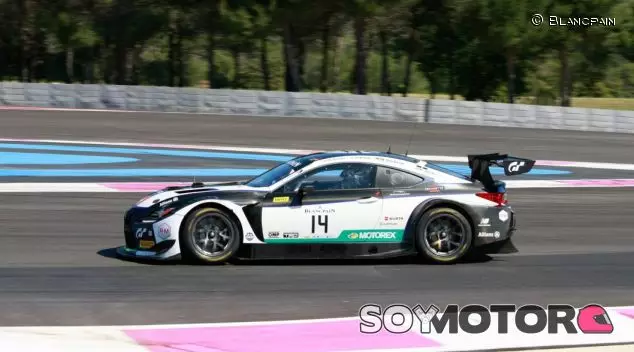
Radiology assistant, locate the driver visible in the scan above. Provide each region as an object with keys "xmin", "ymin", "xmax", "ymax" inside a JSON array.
[{"xmin": 341, "ymin": 165, "xmax": 373, "ymax": 189}]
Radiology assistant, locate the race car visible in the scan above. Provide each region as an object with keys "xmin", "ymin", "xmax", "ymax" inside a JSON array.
[{"xmin": 116, "ymin": 151, "xmax": 534, "ymax": 264}]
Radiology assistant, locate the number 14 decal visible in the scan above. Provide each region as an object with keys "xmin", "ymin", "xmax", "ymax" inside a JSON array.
[{"xmin": 311, "ymin": 215, "xmax": 328, "ymax": 233}]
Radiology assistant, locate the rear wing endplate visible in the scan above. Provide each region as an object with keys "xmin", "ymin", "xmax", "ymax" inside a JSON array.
[{"xmin": 467, "ymin": 153, "xmax": 535, "ymax": 192}]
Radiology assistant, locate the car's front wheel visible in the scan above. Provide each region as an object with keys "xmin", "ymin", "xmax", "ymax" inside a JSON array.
[
  {"xmin": 415, "ymin": 207, "xmax": 473, "ymax": 264},
  {"xmin": 180, "ymin": 207, "xmax": 242, "ymax": 264}
]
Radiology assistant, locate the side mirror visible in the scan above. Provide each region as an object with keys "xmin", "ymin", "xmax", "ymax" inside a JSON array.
[{"xmin": 299, "ymin": 184, "xmax": 315, "ymax": 194}]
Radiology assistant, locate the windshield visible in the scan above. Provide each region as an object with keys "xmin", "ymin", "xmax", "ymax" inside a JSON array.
[
  {"xmin": 424, "ymin": 162, "xmax": 472, "ymax": 181},
  {"xmin": 246, "ymin": 155, "xmax": 316, "ymax": 187}
]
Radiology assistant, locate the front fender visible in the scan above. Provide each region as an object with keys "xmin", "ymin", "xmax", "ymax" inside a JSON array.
[{"xmin": 174, "ymin": 199, "xmax": 263, "ymax": 244}]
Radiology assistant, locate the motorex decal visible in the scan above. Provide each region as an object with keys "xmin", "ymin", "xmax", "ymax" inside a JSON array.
[{"xmin": 265, "ymin": 229, "xmax": 404, "ymax": 243}]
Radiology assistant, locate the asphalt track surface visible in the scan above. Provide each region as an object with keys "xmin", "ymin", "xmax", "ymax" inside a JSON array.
[{"xmin": 1, "ymin": 110, "xmax": 634, "ymax": 327}]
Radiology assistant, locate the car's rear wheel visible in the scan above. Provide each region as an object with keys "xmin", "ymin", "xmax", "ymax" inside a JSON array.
[
  {"xmin": 415, "ymin": 207, "xmax": 473, "ymax": 264},
  {"xmin": 180, "ymin": 207, "xmax": 241, "ymax": 264}
]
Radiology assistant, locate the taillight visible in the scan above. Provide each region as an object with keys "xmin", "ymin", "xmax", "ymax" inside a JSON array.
[{"xmin": 476, "ymin": 192, "xmax": 507, "ymax": 206}]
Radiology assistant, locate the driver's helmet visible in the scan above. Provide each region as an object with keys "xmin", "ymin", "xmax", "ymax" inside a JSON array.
[{"xmin": 341, "ymin": 165, "xmax": 372, "ymax": 188}]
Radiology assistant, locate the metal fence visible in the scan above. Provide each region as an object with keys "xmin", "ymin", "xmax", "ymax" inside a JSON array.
[{"xmin": 1, "ymin": 82, "xmax": 633, "ymax": 133}]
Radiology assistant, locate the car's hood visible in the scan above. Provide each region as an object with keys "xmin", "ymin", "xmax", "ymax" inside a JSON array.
[{"xmin": 134, "ymin": 181, "xmax": 264, "ymax": 208}]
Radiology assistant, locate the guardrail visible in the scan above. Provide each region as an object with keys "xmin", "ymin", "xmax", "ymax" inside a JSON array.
[{"xmin": 1, "ymin": 82, "xmax": 633, "ymax": 133}]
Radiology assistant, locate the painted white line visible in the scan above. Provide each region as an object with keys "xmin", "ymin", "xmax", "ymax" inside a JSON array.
[
  {"xmin": 0, "ymin": 137, "xmax": 318, "ymax": 155},
  {"xmin": 0, "ymin": 327, "xmax": 146, "ymax": 352},
  {"xmin": 0, "ymin": 183, "xmax": 115, "ymax": 193},
  {"xmin": 1, "ymin": 179, "xmax": 634, "ymax": 193},
  {"xmin": 0, "ymin": 316, "xmax": 359, "ymax": 330},
  {"xmin": 0, "ymin": 137, "xmax": 633, "ymax": 171}
]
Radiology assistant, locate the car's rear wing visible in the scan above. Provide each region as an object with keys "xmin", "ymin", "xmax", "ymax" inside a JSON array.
[{"xmin": 467, "ymin": 153, "xmax": 535, "ymax": 192}]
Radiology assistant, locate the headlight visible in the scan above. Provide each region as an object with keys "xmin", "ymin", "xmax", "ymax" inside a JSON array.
[{"xmin": 157, "ymin": 207, "xmax": 176, "ymax": 218}]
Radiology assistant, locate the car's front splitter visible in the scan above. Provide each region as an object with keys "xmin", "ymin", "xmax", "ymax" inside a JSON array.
[{"xmin": 115, "ymin": 246, "xmax": 181, "ymax": 262}]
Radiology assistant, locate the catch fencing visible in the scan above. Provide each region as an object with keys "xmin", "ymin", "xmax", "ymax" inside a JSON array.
[{"xmin": 1, "ymin": 82, "xmax": 633, "ymax": 133}]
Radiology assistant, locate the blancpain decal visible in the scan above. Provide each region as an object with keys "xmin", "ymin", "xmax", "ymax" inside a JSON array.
[
  {"xmin": 283, "ymin": 232, "xmax": 299, "ymax": 238},
  {"xmin": 479, "ymin": 218, "xmax": 491, "ymax": 227},
  {"xmin": 499, "ymin": 210, "xmax": 509, "ymax": 222},
  {"xmin": 478, "ymin": 231, "xmax": 500, "ymax": 238},
  {"xmin": 305, "ymin": 206, "xmax": 335, "ymax": 214}
]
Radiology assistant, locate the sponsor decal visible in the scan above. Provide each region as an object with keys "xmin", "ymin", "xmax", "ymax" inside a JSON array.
[
  {"xmin": 273, "ymin": 196, "xmax": 290, "ymax": 203},
  {"xmin": 499, "ymin": 210, "xmax": 509, "ymax": 222},
  {"xmin": 359, "ymin": 231, "xmax": 397, "ymax": 239},
  {"xmin": 305, "ymin": 206, "xmax": 335, "ymax": 214},
  {"xmin": 380, "ymin": 216, "xmax": 405, "ymax": 226},
  {"xmin": 159, "ymin": 197, "xmax": 178, "ymax": 207},
  {"xmin": 478, "ymin": 231, "xmax": 500, "ymax": 238},
  {"xmin": 340, "ymin": 230, "xmax": 404, "ymax": 242},
  {"xmin": 157, "ymin": 223, "xmax": 171, "ymax": 239},
  {"xmin": 139, "ymin": 240, "xmax": 155, "ymax": 249},
  {"xmin": 283, "ymin": 232, "xmax": 299, "ymax": 238},
  {"xmin": 425, "ymin": 186, "xmax": 444, "ymax": 193},
  {"xmin": 479, "ymin": 218, "xmax": 491, "ymax": 227},
  {"xmin": 507, "ymin": 161, "xmax": 525, "ymax": 173},
  {"xmin": 135, "ymin": 227, "xmax": 153, "ymax": 239},
  {"xmin": 135, "ymin": 250, "xmax": 155, "ymax": 257},
  {"xmin": 384, "ymin": 216, "xmax": 404, "ymax": 221},
  {"xmin": 389, "ymin": 191, "xmax": 410, "ymax": 197},
  {"xmin": 245, "ymin": 232, "xmax": 255, "ymax": 241},
  {"xmin": 268, "ymin": 231, "xmax": 279, "ymax": 238}
]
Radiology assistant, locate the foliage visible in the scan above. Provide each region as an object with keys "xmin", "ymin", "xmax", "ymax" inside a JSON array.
[{"xmin": 0, "ymin": 0, "xmax": 632, "ymax": 105}]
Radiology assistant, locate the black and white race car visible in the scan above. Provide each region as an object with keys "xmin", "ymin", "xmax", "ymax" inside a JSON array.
[{"xmin": 116, "ymin": 151, "xmax": 534, "ymax": 264}]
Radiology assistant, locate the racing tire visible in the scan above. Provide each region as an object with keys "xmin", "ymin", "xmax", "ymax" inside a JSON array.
[
  {"xmin": 415, "ymin": 207, "xmax": 473, "ymax": 264},
  {"xmin": 180, "ymin": 207, "xmax": 242, "ymax": 264}
]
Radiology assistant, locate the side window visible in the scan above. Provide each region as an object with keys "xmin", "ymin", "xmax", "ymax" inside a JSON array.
[
  {"xmin": 278, "ymin": 163, "xmax": 377, "ymax": 192},
  {"xmin": 375, "ymin": 166, "xmax": 424, "ymax": 189}
]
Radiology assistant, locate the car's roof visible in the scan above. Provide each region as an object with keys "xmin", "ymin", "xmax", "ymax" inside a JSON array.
[{"xmin": 300, "ymin": 151, "xmax": 420, "ymax": 163}]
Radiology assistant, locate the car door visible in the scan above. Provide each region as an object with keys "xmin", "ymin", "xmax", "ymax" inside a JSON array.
[{"xmin": 260, "ymin": 162, "xmax": 385, "ymax": 243}]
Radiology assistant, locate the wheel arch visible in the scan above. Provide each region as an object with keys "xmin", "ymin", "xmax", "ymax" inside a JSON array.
[
  {"xmin": 405, "ymin": 198, "xmax": 477, "ymax": 245},
  {"xmin": 178, "ymin": 201, "xmax": 245, "ymax": 242}
]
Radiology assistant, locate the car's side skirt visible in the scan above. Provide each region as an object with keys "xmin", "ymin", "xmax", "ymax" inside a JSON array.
[{"xmin": 235, "ymin": 243, "xmax": 418, "ymax": 260}]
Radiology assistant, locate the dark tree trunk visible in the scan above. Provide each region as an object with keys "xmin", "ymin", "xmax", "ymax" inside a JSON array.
[
  {"xmin": 176, "ymin": 21, "xmax": 185, "ymax": 87},
  {"xmin": 559, "ymin": 46, "xmax": 571, "ymax": 106},
  {"xmin": 448, "ymin": 55, "xmax": 455, "ymax": 100},
  {"xmin": 403, "ymin": 49, "xmax": 413, "ymax": 97},
  {"xmin": 65, "ymin": 46, "xmax": 74, "ymax": 83},
  {"xmin": 168, "ymin": 27, "xmax": 175, "ymax": 86},
  {"xmin": 353, "ymin": 16, "xmax": 367, "ymax": 95},
  {"xmin": 506, "ymin": 48, "xmax": 516, "ymax": 103},
  {"xmin": 282, "ymin": 23, "xmax": 301, "ymax": 92},
  {"xmin": 319, "ymin": 20, "xmax": 330, "ymax": 92},
  {"xmin": 18, "ymin": 0, "xmax": 33, "ymax": 82},
  {"xmin": 379, "ymin": 30, "xmax": 391, "ymax": 96},
  {"xmin": 131, "ymin": 45, "xmax": 143, "ymax": 85},
  {"xmin": 260, "ymin": 37, "xmax": 270, "ymax": 90},
  {"xmin": 232, "ymin": 49, "xmax": 241, "ymax": 89},
  {"xmin": 113, "ymin": 0, "xmax": 128, "ymax": 85},
  {"xmin": 207, "ymin": 32, "xmax": 216, "ymax": 88},
  {"xmin": 424, "ymin": 72, "xmax": 437, "ymax": 99}
]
